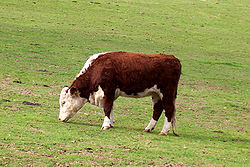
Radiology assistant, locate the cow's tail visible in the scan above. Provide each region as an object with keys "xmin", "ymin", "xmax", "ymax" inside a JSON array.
[{"xmin": 171, "ymin": 108, "xmax": 179, "ymax": 136}]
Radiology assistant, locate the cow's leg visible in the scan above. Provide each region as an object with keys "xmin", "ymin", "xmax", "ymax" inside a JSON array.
[
  {"xmin": 102, "ymin": 93, "xmax": 115, "ymax": 130},
  {"xmin": 110, "ymin": 109, "xmax": 115, "ymax": 127},
  {"xmin": 160, "ymin": 89, "xmax": 178, "ymax": 136},
  {"xmin": 144, "ymin": 95, "xmax": 163, "ymax": 132},
  {"xmin": 109, "ymin": 93, "xmax": 120, "ymax": 127}
]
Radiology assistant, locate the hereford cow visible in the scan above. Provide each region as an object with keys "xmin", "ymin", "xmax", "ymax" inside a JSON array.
[{"xmin": 59, "ymin": 51, "xmax": 181, "ymax": 135}]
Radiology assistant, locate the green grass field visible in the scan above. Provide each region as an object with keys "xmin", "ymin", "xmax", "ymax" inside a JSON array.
[{"xmin": 0, "ymin": 0, "xmax": 249, "ymax": 166}]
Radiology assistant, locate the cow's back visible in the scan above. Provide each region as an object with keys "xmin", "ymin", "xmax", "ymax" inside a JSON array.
[
  {"xmin": 90, "ymin": 52, "xmax": 181, "ymax": 94},
  {"xmin": 96, "ymin": 51, "xmax": 180, "ymax": 74}
]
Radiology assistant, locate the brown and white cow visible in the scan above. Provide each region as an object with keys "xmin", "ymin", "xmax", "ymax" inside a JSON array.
[{"xmin": 59, "ymin": 51, "xmax": 181, "ymax": 135}]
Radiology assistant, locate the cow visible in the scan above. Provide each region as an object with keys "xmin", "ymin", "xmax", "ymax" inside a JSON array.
[{"xmin": 59, "ymin": 51, "xmax": 181, "ymax": 135}]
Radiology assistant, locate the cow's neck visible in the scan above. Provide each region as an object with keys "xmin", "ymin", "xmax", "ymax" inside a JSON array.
[{"xmin": 69, "ymin": 72, "xmax": 95, "ymax": 99}]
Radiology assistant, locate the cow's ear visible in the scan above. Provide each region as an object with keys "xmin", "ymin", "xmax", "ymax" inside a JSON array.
[{"xmin": 70, "ymin": 88, "xmax": 78, "ymax": 95}]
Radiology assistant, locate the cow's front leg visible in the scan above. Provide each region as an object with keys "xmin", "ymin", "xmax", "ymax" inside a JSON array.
[
  {"xmin": 102, "ymin": 94, "xmax": 114, "ymax": 130},
  {"xmin": 102, "ymin": 116, "xmax": 111, "ymax": 130},
  {"xmin": 110, "ymin": 109, "xmax": 115, "ymax": 127},
  {"xmin": 102, "ymin": 109, "xmax": 115, "ymax": 129}
]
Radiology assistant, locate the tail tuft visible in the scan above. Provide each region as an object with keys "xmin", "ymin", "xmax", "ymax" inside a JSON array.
[{"xmin": 171, "ymin": 109, "xmax": 179, "ymax": 136}]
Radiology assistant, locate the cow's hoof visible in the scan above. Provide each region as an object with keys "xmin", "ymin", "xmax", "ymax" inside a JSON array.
[
  {"xmin": 144, "ymin": 129, "xmax": 152, "ymax": 132},
  {"xmin": 159, "ymin": 132, "xmax": 167, "ymax": 135},
  {"xmin": 102, "ymin": 126, "xmax": 110, "ymax": 130},
  {"xmin": 144, "ymin": 127, "xmax": 154, "ymax": 132}
]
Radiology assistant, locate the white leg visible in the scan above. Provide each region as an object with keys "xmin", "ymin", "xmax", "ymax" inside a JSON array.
[
  {"xmin": 110, "ymin": 110, "xmax": 115, "ymax": 127},
  {"xmin": 102, "ymin": 116, "xmax": 111, "ymax": 130},
  {"xmin": 160, "ymin": 116, "xmax": 171, "ymax": 135},
  {"xmin": 144, "ymin": 118, "xmax": 157, "ymax": 132}
]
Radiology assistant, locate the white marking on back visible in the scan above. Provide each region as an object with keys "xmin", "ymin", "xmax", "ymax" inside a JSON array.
[{"xmin": 76, "ymin": 52, "xmax": 107, "ymax": 77}]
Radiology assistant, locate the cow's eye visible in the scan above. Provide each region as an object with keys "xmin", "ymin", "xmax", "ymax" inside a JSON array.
[{"xmin": 62, "ymin": 101, "xmax": 66, "ymax": 105}]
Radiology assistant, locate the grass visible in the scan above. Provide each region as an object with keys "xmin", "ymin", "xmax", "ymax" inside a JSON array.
[{"xmin": 0, "ymin": 0, "xmax": 249, "ymax": 166}]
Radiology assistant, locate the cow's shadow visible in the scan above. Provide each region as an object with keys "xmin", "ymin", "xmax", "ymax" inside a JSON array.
[
  {"xmin": 65, "ymin": 121, "xmax": 249, "ymax": 143},
  {"xmin": 67, "ymin": 121, "xmax": 180, "ymax": 137},
  {"xmin": 67, "ymin": 121, "xmax": 100, "ymax": 128}
]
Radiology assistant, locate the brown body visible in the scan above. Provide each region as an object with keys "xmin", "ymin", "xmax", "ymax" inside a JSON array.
[
  {"xmin": 61, "ymin": 51, "xmax": 181, "ymax": 135},
  {"xmin": 70, "ymin": 52, "xmax": 181, "ymax": 100}
]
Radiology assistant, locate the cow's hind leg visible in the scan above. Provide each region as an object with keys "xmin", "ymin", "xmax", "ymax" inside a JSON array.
[
  {"xmin": 102, "ymin": 93, "xmax": 115, "ymax": 130},
  {"xmin": 160, "ymin": 91, "xmax": 178, "ymax": 136},
  {"xmin": 144, "ymin": 95, "xmax": 163, "ymax": 132}
]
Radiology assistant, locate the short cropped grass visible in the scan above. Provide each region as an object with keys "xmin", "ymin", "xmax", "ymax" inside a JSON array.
[{"xmin": 0, "ymin": 0, "xmax": 249, "ymax": 166}]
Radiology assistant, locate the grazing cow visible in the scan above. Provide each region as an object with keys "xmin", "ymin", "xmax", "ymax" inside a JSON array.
[{"xmin": 59, "ymin": 51, "xmax": 181, "ymax": 135}]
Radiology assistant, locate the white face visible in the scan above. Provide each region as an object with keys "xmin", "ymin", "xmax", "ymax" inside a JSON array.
[{"xmin": 59, "ymin": 87, "xmax": 87, "ymax": 122}]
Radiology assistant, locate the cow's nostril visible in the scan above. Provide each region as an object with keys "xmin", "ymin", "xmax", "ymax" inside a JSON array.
[{"xmin": 59, "ymin": 118, "xmax": 61, "ymax": 121}]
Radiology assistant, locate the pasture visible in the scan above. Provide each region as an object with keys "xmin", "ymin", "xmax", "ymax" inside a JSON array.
[{"xmin": 0, "ymin": 0, "xmax": 249, "ymax": 166}]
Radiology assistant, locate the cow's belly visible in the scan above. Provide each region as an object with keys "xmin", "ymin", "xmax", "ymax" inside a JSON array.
[
  {"xmin": 89, "ymin": 85, "xmax": 163, "ymax": 108},
  {"xmin": 116, "ymin": 85, "xmax": 163, "ymax": 99}
]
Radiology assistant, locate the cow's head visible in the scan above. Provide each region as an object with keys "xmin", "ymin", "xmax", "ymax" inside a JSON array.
[{"xmin": 59, "ymin": 86, "xmax": 87, "ymax": 122}]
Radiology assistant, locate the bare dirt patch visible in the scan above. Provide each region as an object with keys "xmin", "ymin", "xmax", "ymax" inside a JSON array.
[
  {"xmin": 6, "ymin": 106, "xmax": 23, "ymax": 112},
  {"xmin": 0, "ymin": 77, "xmax": 38, "ymax": 96}
]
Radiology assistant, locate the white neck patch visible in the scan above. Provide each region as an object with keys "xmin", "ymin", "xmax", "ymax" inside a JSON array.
[{"xmin": 76, "ymin": 52, "xmax": 107, "ymax": 77}]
